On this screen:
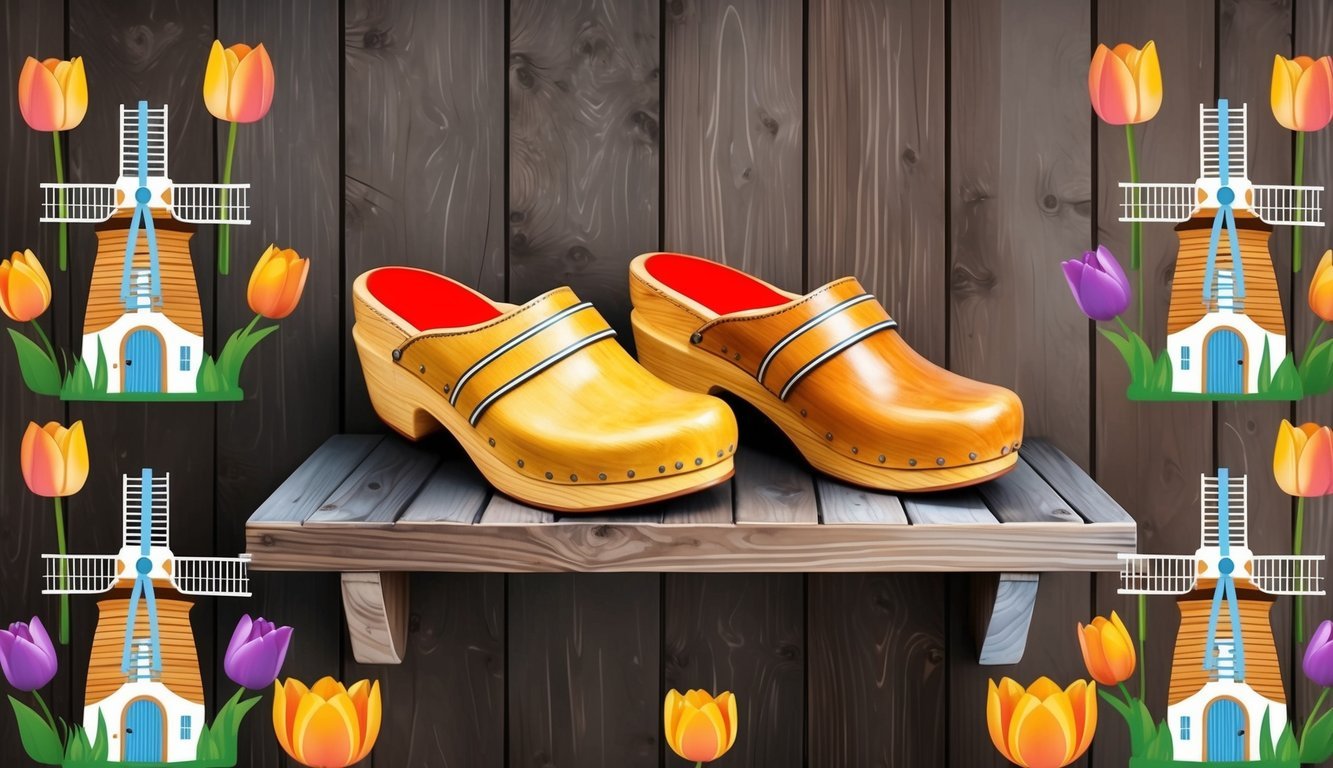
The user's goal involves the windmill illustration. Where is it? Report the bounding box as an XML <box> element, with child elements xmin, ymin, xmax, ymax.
<box><xmin>41</xmin><ymin>469</ymin><xmax>251</xmax><ymax>763</ymax></box>
<box><xmin>1121</xmin><ymin>99</ymin><xmax>1324</xmax><ymax>396</ymax></box>
<box><xmin>1118</xmin><ymin>469</ymin><xmax>1324</xmax><ymax>761</ymax></box>
<box><xmin>39</xmin><ymin>100</ymin><xmax>249</xmax><ymax>395</ymax></box>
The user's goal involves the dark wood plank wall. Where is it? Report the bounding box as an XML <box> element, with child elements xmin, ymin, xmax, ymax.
<box><xmin>0</xmin><ymin>1</ymin><xmax>1330</xmax><ymax>766</ymax></box>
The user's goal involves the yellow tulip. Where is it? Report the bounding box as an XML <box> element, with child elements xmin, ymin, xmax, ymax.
<box><xmin>248</xmin><ymin>244</ymin><xmax>310</xmax><ymax>320</ymax></box>
<box><xmin>1310</xmin><ymin>251</ymin><xmax>1333</xmax><ymax>322</ymax></box>
<box><xmin>0</xmin><ymin>250</ymin><xmax>52</xmax><ymax>322</ymax></box>
<box><xmin>17</xmin><ymin>56</ymin><xmax>88</xmax><ymax>132</ymax></box>
<box><xmin>664</xmin><ymin>689</ymin><xmax>738</xmax><ymax>763</ymax></box>
<box><xmin>1272</xmin><ymin>55</ymin><xmax>1333</xmax><ymax>132</ymax></box>
<box><xmin>1274</xmin><ymin>419</ymin><xmax>1333</xmax><ymax>498</ymax></box>
<box><xmin>1077</xmin><ymin>611</ymin><xmax>1136</xmax><ymax>686</ymax></box>
<box><xmin>987</xmin><ymin>677</ymin><xmax>1096</xmax><ymax>768</ymax></box>
<box><xmin>20</xmin><ymin>421</ymin><xmax>89</xmax><ymax>498</ymax></box>
<box><xmin>203</xmin><ymin>40</ymin><xmax>275</xmax><ymax>123</ymax></box>
<box><xmin>273</xmin><ymin>677</ymin><xmax>381</xmax><ymax>768</ymax></box>
<box><xmin>1089</xmin><ymin>42</ymin><xmax>1163</xmax><ymax>125</ymax></box>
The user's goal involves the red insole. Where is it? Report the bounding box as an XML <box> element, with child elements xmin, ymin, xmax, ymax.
<box><xmin>366</xmin><ymin>268</ymin><xmax>502</xmax><ymax>330</ymax></box>
<box><xmin>643</xmin><ymin>253</ymin><xmax>789</xmax><ymax>315</ymax></box>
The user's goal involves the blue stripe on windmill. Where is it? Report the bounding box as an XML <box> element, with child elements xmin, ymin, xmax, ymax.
<box><xmin>1117</xmin><ymin>469</ymin><xmax>1325</xmax><ymax>761</ymax></box>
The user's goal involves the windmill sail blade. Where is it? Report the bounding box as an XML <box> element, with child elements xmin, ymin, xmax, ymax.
<box><xmin>169</xmin><ymin>183</ymin><xmax>251</xmax><ymax>224</ymax></box>
<box><xmin>40</xmin><ymin>183</ymin><xmax>119</xmax><ymax>222</ymax></box>
<box><xmin>1200</xmin><ymin>103</ymin><xmax>1247</xmax><ymax>182</ymax></box>
<box><xmin>41</xmin><ymin>554</ymin><xmax>118</xmax><ymax>594</ymax></box>
<box><xmin>1250</xmin><ymin>555</ymin><xmax>1325</xmax><ymax>595</ymax></box>
<box><xmin>1118</xmin><ymin>554</ymin><xmax>1198</xmax><ymax>594</ymax></box>
<box><xmin>1251</xmin><ymin>184</ymin><xmax>1325</xmax><ymax>226</ymax></box>
<box><xmin>171</xmin><ymin>555</ymin><xmax>251</xmax><ymax>596</ymax></box>
<box><xmin>1120</xmin><ymin>183</ymin><xmax>1197</xmax><ymax>222</ymax></box>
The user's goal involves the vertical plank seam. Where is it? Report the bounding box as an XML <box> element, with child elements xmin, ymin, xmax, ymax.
<box><xmin>1288</xmin><ymin>0</ymin><xmax>1300</xmax><ymax>716</ymax></box>
<box><xmin>1087</xmin><ymin>2</ymin><xmax>1099</xmax><ymax>762</ymax></box>
<box><xmin>62</xmin><ymin>0</ymin><xmax>75</xmax><ymax>725</ymax></box>
<box><xmin>503</xmin><ymin>0</ymin><xmax>512</xmax><ymax>304</ymax></box>
<box><xmin>942</xmin><ymin>0</ymin><xmax>954</xmax><ymax>762</ymax></box>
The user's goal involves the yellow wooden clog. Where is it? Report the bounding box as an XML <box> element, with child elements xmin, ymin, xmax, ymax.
<box><xmin>629</xmin><ymin>253</ymin><xmax>1024</xmax><ymax>492</ymax></box>
<box><xmin>352</xmin><ymin>267</ymin><xmax>737</xmax><ymax>512</ymax></box>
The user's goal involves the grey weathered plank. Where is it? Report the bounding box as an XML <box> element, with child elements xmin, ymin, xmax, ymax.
<box><xmin>659</xmin><ymin>481</ymin><xmax>734</xmax><ymax>524</ymax></box>
<box><xmin>975</xmin><ymin>458</ymin><xmax>1084</xmax><ymax>524</ymax></box>
<box><xmin>306</xmin><ymin>438</ymin><xmax>438</xmax><ymax>524</ymax></box>
<box><xmin>508</xmin><ymin>0</ymin><xmax>659</xmax><ymax>338</ymax></box>
<box><xmin>734</xmin><ymin>447</ymin><xmax>818</xmax><ymax>524</ymax></box>
<box><xmin>972</xmin><ymin>573</ymin><xmax>1040</xmax><ymax>665</ymax></box>
<box><xmin>663</xmin><ymin>0</ymin><xmax>803</xmax><ymax>287</ymax></box>
<box><xmin>478</xmin><ymin>494</ymin><xmax>557</xmax><ymax>524</ymax></box>
<box><xmin>903</xmin><ymin>490</ymin><xmax>998</xmax><ymax>525</ymax></box>
<box><xmin>249</xmin><ymin>435</ymin><xmax>383</xmax><ymax>523</ymax></box>
<box><xmin>817</xmin><ymin>478</ymin><xmax>909</xmax><ymax>524</ymax></box>
<box><xmin>396</xmin><ymin>460</ymin><xmax>492</xmax><ymax>524</ymax></box>
<box><xmin>1021</xmin><ymin>439</ymin><xmax>1133</xmax><ymax>524</ymax></box>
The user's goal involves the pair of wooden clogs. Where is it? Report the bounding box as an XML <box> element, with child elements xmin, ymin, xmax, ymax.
<box><xmin>352</xmin><ymin>253</ymin><xmax>1024</xmax><ymax>512</ymax></box>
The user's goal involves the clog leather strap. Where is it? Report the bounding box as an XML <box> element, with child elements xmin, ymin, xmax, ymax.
<box><xmin>391</xmin><ymin>288</ymin><xmax>616</xmax><ymax>426</ymax></box>
<box><xmin>690</xmin><ymin>278</ymin><xmax>897</xmax><ymax>400</ymax></box>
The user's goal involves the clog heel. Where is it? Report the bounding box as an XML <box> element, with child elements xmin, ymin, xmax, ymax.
<box><xmin>353</xmin><ymin>266</ymin><xmax>737</xmax><ymax>512</ymax></box>
<box><xmin>629</xmin><ymin>253</ymin><xmax>1023</xmax><ymax>492</ymax></box>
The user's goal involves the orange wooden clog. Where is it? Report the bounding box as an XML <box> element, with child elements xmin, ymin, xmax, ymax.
<box><xmin>629</xmin><ymin>253</ymin><xmax>1024</xmax><ymax>491</ymax></box>
<box><xmin>352</xmin><ymin>267</ymin><xmax>737</xmax><ymax>512</ymax></box>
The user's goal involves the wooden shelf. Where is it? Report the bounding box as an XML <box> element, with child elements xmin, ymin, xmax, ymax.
<box><xmin>246</xmin><ymin>434</ymin><xmax>1136</xmax><ymax>665</ymax></box>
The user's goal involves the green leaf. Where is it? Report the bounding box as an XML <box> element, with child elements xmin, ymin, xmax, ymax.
<box><xmin>1272</xmin><ymin>355</ymin><xmax>1305</xmax><ymax>399</ymax></box>
<box><xmin>1302</xmin><ymin>339</ymin><xmax>1333</xmax><ymax>396</ymax></box>
<box><xmin>1145</xmin><ymin>718</ymin><xmax>1174</xmax><ymax>759</ymax></box>
<box><xmin>196</xmin><ymin>354</ymin><xmax>224</xmax><ymax>394</ymax></box>
<box><xmin>9</xmin><ymin>696</ymin><xmax>63</xmax><ymax>765</ymax></box>
<box><xmin>1129</xmin><ymin>331</ymin><xmax>1155</xmax><ymax>386</ymax></box>
<box><xmin>1150</xmin><ymin>350</ymin><xmax>1173</xmax><ymax>393</ymax></box>
<box><xmin>218</xmin><ymin>324</ymin><xmax>279</xmax><ymax>389</ymax></box>
<box><xmin>9</xmin><ymin>329</ymin><xmax>61</xmax><ymax>395</ymax></box>
<box><xmin>1262</xmin><ymin>707</ymin><xmax>1276</xmax><ymax>761</ymax></box>
<box><xmin>1278</xmin><ymin>720</ymin><xmax>1301</xmax><ymax>760</ymax></box>
<box><xmin>61</xmin><ymin>356</ymin><xmax>92</xmax><ymax>397</ymax></box>
<box><xmin>92</xmin><ymin>338</ymin><xmax>108</xmax><ymax>393</ymax></box>
<box><xmin>1301</xmin><ymin>706</ymin><xmax>1333</xmax><ymax>762</ymax></box>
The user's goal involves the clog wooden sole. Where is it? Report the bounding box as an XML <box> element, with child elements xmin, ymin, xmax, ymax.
<box><xmin>353</xmin><ymin>267</ymin><xmax>737</xmax><ymax>512</ymax></box>
<box><xmin>629</xmin><ymin>253</ymin><xmax>1023</xmax><ymax>492</ymax></box>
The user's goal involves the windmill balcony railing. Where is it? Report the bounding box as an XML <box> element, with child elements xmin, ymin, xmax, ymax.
<box><xmin>171</xmin><ymin>555</ymin><xmax>252</xmax><ymax>596</ymax></box>
<box><xmin>1118</xmin><ymin>554</ymin><xmax>1198</xmax><ymax>594</ymax></box>
<box><xmin>41</xmin><ymin>554</ymin><xmax>119</xmax><ymax>594</ymax></box>
<box><xmin>170</xmin><ymin>184</ymin><xmax>251</xmax><ymax>225</ymax></box>
<box><xmin>1249</xmin><ymin>555</ymin><xmax>1325</xmax><ymax>595</ymax></box>
<box><xmin>1120</xmin><ymin>183</ymin><xmax>1197</xmax><ymax>223</ymax></box>
<box><xmin>40</xmin><ymin>183</ymin><xmax>118</xmax><ymax>223</ymax></box>
<box><xmin>1251</xmin><ymin>185</ymin><xmax>1325</xmax><ymax>226</ymax></box>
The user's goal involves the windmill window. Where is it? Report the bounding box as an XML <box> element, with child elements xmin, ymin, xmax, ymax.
<box><xmin>180</xmin><ymin>714</ymin><xmax>192</xmax><ymax>740</ymax></box>
<box><xmin>1180</xmin><ymin>715</ymin><xmax>1191</xmax><ymax>740</ymax></box>
<box><xmin>179</xmin><ymin>346</ymin><xmax>191</xmax><ymax>371</ymax></box>
<box><xmin>1181</xmin><ymin>346</ymin><xmax>1191</xmax><ymax>371</ymax></box>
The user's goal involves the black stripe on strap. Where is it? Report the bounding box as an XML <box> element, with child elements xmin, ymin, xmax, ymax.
<box><xmin>449</xmin><ymin>301</ymin><xmax>594</xmax><ymax>406</ymax></box>
<box><xmin>467</xmin><ymin>328</ymin><xmax>617</xmax><ymax>426</ymax></box>
<box><xmin>776</xmin><ymin>320</ymin><xmax>898</xmax><ymax>401</ymax></box>
<box><xmin>756</xmin><ymin>294</ymin><xmax>875</xmax><ymax>384</ymax></box>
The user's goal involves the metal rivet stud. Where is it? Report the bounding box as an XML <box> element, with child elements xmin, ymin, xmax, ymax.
<box><xmin>694</xmin><ymin>457</ymin><xmax>703</xmax><ymax>466</ymax></box>
<box><xmin>800</xmin><ymin>409</ymin><xmax>808</xmax><ymax>418</ymax></box>
<box><xmin>675</xmin><ymin>461</ymin><xmax>684</xmax><ymax>470</ymax></box>
<box><xmin>908</xmin><ymin>458</ymin><xmax>918</xmax><ymax>467</ymax></box>
<box><xmin>690</xmin><ymin>332</ymin><xmax>703</xmax><ymax>345</ymax></box>
<box><xmin>721</xmin><ymin>346</ymin><xmax>728</xmax><ymax>353</ymax></box>
<box><xmin>443</xmin><ymin>384</ymin><xmax>451</xmax><ymax>393</ymax></box>
<box><xmin>733</xmin><ymin>353</ymin><xmax>741</xmax><ymax>361</ymax></box>
<box><xmin>729</xmin><ymin>444</ymin><xmax>735</xmax><ymax>452</ymax></box>
<box><xmin>851</xmin><ymin>447</ymin><xmax>859</xmax><ymax>454</ymax></box>
<box><xmin>598</xmin><ymin>473</ymin><xmax>607</xmax><ymax>481</ymax></box>
<box><xmin>570</xmin><ymin>473</ymin><xmax>578</xmax><ymax>482</ymax></box>
<box><xmin>936</xmin><ymin>457</ymin><xmax>946</xmax><ymax>466</ymax></box>
<box><xmin>659</xmin><ymin>465</ymin><xmax>667</xmax><ymax>473</ymax></box>
<box><xmin>545</xmin><ymin>471</ymin><xmax>554</xmax><ymax>479</ymax></box>
<box><xmin>488</xmin><ymin>438</ymin><xmax>496</xmax><ymax>447</ymax></box>
<box><xmin>627</xmin><ymin>470</ymin><xmax>636</xmax><ymax>478</ymax></box>
<box><xmin>969</xmin><ymin>452</ymin><xmax>978</xmax><ymax>461</ymax></box>
<box><xmin>1001</xmin><ymin>445</ymin><xmax>1010</xmax><ymax>455</ymax></box>
<box><xmin>391</xmin><ymin>349</ymin><xmax>402</xmax><ymax>361</ymax></box>
<box><xmin>419</xmin><ymin>364</ymin><xmax>426</xmax><ymax>374</ymax></box>
<box><xmin>825</xmin><ymin>432</ymin><xmax>833</xmax><ymax>441</ymax></box>
<box><xmin>716</xmin><ymin>450</ymin><xmax>724</xmax><ymax>458</ymax></box>
<box><xmin>517</xmin><ymin>459</ymin><xmax>525</xmax><ymax>468</ymax></box>
<box><xmin>878</xmin><ymin>454</ymin><xmax>886</xmax><ymax>464</ymax></box>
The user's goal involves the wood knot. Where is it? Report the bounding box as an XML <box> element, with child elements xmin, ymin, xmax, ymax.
<box><xmin>631</xmin><ymin>109</ymin><xmax>659</xmax><ymax>143</ymax></box>
<box><xmin>511</xmin><ymin>232</ymin><xmax>528</xmax><ymax>249</ymax></box>
<box><xmin>901</xmin><ymin>146</ymin><xmax>918</xmax><ymax>165</ymax></box>
<box><xmin>367</xmin><ymin>481</ymin><xmax>382</xmax><ymax>491</ymax></box>
<box><xmin>261</xmin><ymin>534</ymin><xmax>275</xmax><ymax>546</ymax></box>
<box><xmin>961</xmin><ymin>182</ymin><xmax>990</xmax><ymax>204</ymax></box>
<box><xmin>951</xmin><ymin>262</ymin><xmax>998</xmax><ymax>295</ymax></box>
<box><xmin>668</xmin><ymin>0</ymin><xmax>687</xmax><ymax>17</ymax></box>
<box><xmin>776</xmin><ymin>642</ymin><xmax>800</xmax><ymax>661</ymax></box>
<box><xmin>1040</xmin><ymin>193</ymin><xmax>1060</xmax><ymax>213</ymax></box>
<box><xmin>511</xmin><ymin>54</ymin><xmax>536</xmax><ymax>88</ymax></box>
<box><xmin>565</xmin><ymin>245</ymin><xmax>594</xmax><ymax>269</ymax></box>
<box><xmin>759</xmin><ymin>112</ymin><xmax>779</xmax><ymax>137</ymax></box>
<box><xmin>362</xmin><ymin>28</ymin><xmax>391</xmax><ymax>49</ymax></box>
<box><xmin>509</xmin><ymin>210</ymin><xmax>525</xmax><ymax>223</ymax></box>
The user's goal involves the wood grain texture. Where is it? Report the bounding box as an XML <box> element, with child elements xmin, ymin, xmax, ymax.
<box><xmin>972</xmin><ymin>573</ymin><xmax>1039</xmax><ymax>666</ymax></box>
<box><xmin>307</xmin><ymin>438</ymin><xmax>440</xmax><ymax>524</ymax></box>
<box><xmin>808</xmin><ymin>574</ymin><xmax>946</xmax><ymax>765</ymax></box>
<box><xmin>509</xmin><ymin>0</ymin><xmax>659</xmax><ymax>338</ymax></box>
<box><xmin>817</xmin><ymin>479</ymin><xmax>909</xmax><ymax>524</ymax></box>
<box><xmin>341</xmin><ymin>571</ymin><xmax>409</xmax><ymax>664</ymax></box>
<box><xmin>733</xmin><ymin>447</ymin><xmax>817</xmax><ymax>524</ymax></box>
<box><xmin>508</xmin><ymin>573</ymin><xmax>660</xmax><ymax>768</ymax></box>
<box><xmin>344</xmin><ymin>0</ymin><xmax>506</xmax><ymax>431</ymax></box>
<box><xmin>663</xmin><ymin>0</ymin><xmax>803</xmax><ymax>287</ymax></box>
<box><xmin>808</xmin><ymin>0</ymin><xmax>946</xmax><ymax>360</ymax></box>
<box><xmin>664</xmin><ymin>573</ymin><xmax>804</xmax><ymax>768</ymax></box>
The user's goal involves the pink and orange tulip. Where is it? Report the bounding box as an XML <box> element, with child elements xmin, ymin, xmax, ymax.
<box><xmin>987</xmin><ymin>677</ymin><xmax>1097</xmax><ymax>768</ymax></box>
<box><xmin>1274</xmin><ymin>419</ymin><xmax>1333</xmax><ymax>498</ymax></box>
<box><xmin>204</xmin><ymin>40</ymin><xmax>275</xmax><ymax>123</ymax></box>
<box><xmin>1311</xmin><ymin>251</ymin><xmax>1333</xmax><ymax>322</ymax></box>
<box><xmin>1077</xmin><ymin>611</ymin><xmax>1136</xmax><ymax>687</ymax></box>
<box><xmin>17</xmin><ymin>56</ymin><xmax>87</xmax><ymax>133</ymax></box>
<box><xmin>273</xmin><ymin>677</ymin><xmax>381</xmax><ymax>768</ymax></box>
<box><xmin>1271</xmin><ymin>54</ymin><xmax>1333</xmax><ymax>132</ymax></box>
<box><xmin>1089</xmin><ymin>42</ymin><xmax>1163</xmax><ymax>125</ymax></box>
<box><xmin>0</xmin><ymin>250</ymin><xmax>52</xmax><ymax>323</ymax></box>
<box><xmin>248</xmin><ymin>245</ymin><xmax>309</xmax><ymax>320</ymax></box>
<box><xmin>20</xmin><ymin>421</ymin><xmax>88</xmax><ymax>499</ymax></box>
<box><xmin>664</xmin><ymin>689</ymin><xmax>738</xmax><ymax>763</ymax></box>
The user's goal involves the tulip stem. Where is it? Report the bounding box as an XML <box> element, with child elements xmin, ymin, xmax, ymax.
<box><xmin>1305</xmin><ymin>688</ymin><xmax>1330</xmax><ymax>744</ymax></box>
<box><xmin>52</xmin><ymin>131</ymin><xmax>68</xmax><ymax>272</ymax></box>
<box><xmin>1295</xmin><ymin>131</ymin><xmax>1306</xmax><ymax>274</ymax></box>
<box><xmin>219</xmin><ymin>120</ymin><xmax>238</xmax><ymax>276</ymax></box>
<box><xmin>1125</xmin><ymin>123</ymin><xmax>1144</xmax><ymax>334</ymax></box>
<box><xmin>1303</xmin><ymin>321</ymin><xmax>1327</xmax><ymax>366</ymax></box>
<box><xmin>1138</xmin><ymin>593</ymin><xmax>1147</xmax><ymax>698</ymax></box>
<box><xmin>1297</xmin><ymin>496</ymin><xmax>1307</xmax><ymax>644</ymax></box>
<box><xmin>32</xmin><ymin>691</ymin><xmax>57</xmax><ymax>738</ymax></box>
<box><xmin>53</xmin><ymin>496</ymin><xmax>68</xmax><ymax>645</ymax></box>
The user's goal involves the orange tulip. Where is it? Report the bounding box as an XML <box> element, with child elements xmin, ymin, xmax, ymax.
<box><xmin>17</xmin><ymin>56</ymin><xmax>87</xmax><ymax>132</ymax></box>
<box><xmin>1272</xmin><ymin>55</ymin><xmax>1333</xmax><ymax>132</ymax></box>
<box><xmin>1274</xmin><ymin>419</ymin><xmax>1333</xmax><ymax>498</ymax></box>
<box><xmin>0</xmin><ymin>250</ymin><xmax>52</xmax><ymax>322</ymax></box>
<box><xmin>987</xmin><ymin>677</ymin><xmax>1097</xmax><ymax>768</ymax></box>
<box><xmin>1089</xmin><ymin>42</ymin><xmax>1163</xmax><ymax>125</ymax></box>
<box><xmin>1310</xmin><ymin>251</ymin><xmax>1333</xmax><ymax>322</ymax></box>
<box><xmin>273</xmin><ymin>677</ymin><xmax>381</xmax><ymax>768</ymax></box>
<box><xmin>248</xmin><ymin>244</ymin><xmax>309</xmax><ymax>320</ymax></box>
<box><xmin>1077</xmin><ymin>611</ymin><xmax>1136</xmax><ymax>686</ymax></box>
<box><xmin>664</xmin><ymin>689</ymin><xmax>738</xmax><ymax>763</ymax></box>
<box><xmin>204</xmin><ymin>40</ymin><xmax>275</xmax><ymax>123</ymax></box>
<box><xmin>21</xmin><ymin>421</ymin><xmax>89</xmax><ymax>498</ymax></box>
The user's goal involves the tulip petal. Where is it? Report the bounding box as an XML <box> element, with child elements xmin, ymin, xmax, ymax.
<box><xmin>1011</xmin><ymin>692</ymin><xmax>1077</xmax><ymax>768</ymax></box>
<box><xmin>665</xmin><ymin>689</ymin><xmax>685</xmax><ymax>746</ymax></box>
<box><xmin>294</xmin><ymin>694</ymin><xmax>357</xmax><ymax>768</ymax></box>
<box><xmin>204</xmin><ymin>41</ymin><xmax>233</xmax><ymax>121</ymax></box>
<box><xmin>1134</xmin><ymin>42</ymin><xmax>1163</xmax><ymax>122</ymax></box>
<box><xmin>1096</xmin><ymin>46</ymin><xmax>1138</xmax><ymax>125</ymax></box>
<box><xmin>312</xmin><ymin>675</ymin><xmax>346</xmax><ymax>700</ymax></box>
<box><xmin>61</xmin><ymin>57</ymin><xmax>87</xmax><ymax>131</ymax></box>
<box><xmin>1297</xmin><ymin>427</ymin><xmax>1333</xmax><ymax>496</ymax></box>
<box><xmin>716</xmin><ymin>691</ymin><xmax>738</xmax><ymax>752</ymax></box>
<box><xmin>21</xmin><ymin>422</ymin><xmax>64</xmax><ymax>498</ymax></box>
<box><xmin>1027</xmin><ymin>676</ymin><xmax>1064</xmax><ymax>701</ymax></box>
<box><xmin>18</xmin><ymin>57</ymin><xmax>64</xmax><ymax>132</ymax></box>
<box><xmin>226</xmin><ymin>615</ymin><xmax>254</xmax><ymax>662</ymax></box>
<box><xmin>61</xmin><ymin>421</ymin><xmax>88</xmax><ymax>497</ymax></box>
<box><xmin>987</xmin><ymin>679</ymin><xmax>1017</xmax><ymax>763</ymax></box>
<box><xmin>1296</xmin><ymin>56</ymin><xmax>1333</xmax><ymax>132</ymax></box>
<box><xmin>353</xmin><ymin>681</ymin><xmax>382</xmax><ymax>762</ymax></box>
<box><xmin>229</xmin><ymin>43</ymin><xmax>275</xmax><ymax>124</ymax></box>
<box><xmin>1075</xmin><ymin>261</ymin><xmax>1131</xmax><ymax>321</ymax></box>
<box><xmin>5</xmin><ymin>258</ymin><xmax>52</xmax><ymax>321</ymax></box>
<box><xmin>675</xmin><ymin>702</ymin><xmax>726</xmax><ymax>762</ymax></box>
<box><xmin>273</xmin><ymin>678</ymin><xmax>307</xmax><ymax>760</ymax></box>
<box><xmin>1275</xmin><ymin>420</ymin><xmax>1304</xmax><ymax>497</ymax></box>
<box><xmin>1088</xmin><ymin>45</ymin><xmax>1110</xmax><ymax>120</ymax></box>
<box><xmin>1067</xmin><ymin>680</ymin><xmax>1098</xmax><ymax>760</ymax></box>
<box><xmin>1078</xmin><ymin>623</ymin><xmax>1115</xmax><ymax>685</ymax></box>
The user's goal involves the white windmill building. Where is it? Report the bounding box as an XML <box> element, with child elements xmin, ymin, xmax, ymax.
<box><xmin>1120</xmin><ymin>100</ymin><xmax>1324</xmax><ymax>395</ymax></box>
<box><xmin>42</xmin><ymin>469</ymin><xmax>251</xmax><ymax>762</ymax></box>
<box><xmin>1118</xmin><ymin>469</ymin><xmax>1323</xmax><ymax>760</ymax></box>
<box><xmin>39</xmin><ymin>100</ymin><xmax>250</xmax><ymax>394</ymax></box>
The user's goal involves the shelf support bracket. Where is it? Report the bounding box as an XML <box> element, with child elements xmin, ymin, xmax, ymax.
<box><xmin>340</xmin><ymin>572</ymin><xmax>410</xmax><ymax>664</ymax></box>
<box><xmin>972</xmin><ymin>572</ymin><xmax>1040</xmax><ymax>665</ymax></box>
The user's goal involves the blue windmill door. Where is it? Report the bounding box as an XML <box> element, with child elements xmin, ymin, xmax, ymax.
<box><xmin>1206</xmin><ymin>328</ymin><xmax>1245</xmax><ymax>394</ymax></box>
<box><xmin>1206</xmin><ymin>698</ymin><xmax>1246</xmax><ymax>760</ymax></box>
<box><xmin>123</xmin><ymin>328</ymin><xmax>163</xmax><ymax>392</ymax></box>
<box><xmin>123</xmin><ymin>699</ymin><xmax>164</xmax><ymax>761</ymax></box>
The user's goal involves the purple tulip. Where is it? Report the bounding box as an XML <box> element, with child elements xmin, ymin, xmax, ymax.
<box><xmin>224</xmin><ymin>614</ymin><xmax>293</xmax><ymax>690</ymax></box>
<box><xmin>0</xmin><ymin>617</ymin><xmax>58</xmax><ymax>692</ymax></box>
<box><xmin>1306</xmin><ymin>619</ymin><xmax>1333</xmax><ymax>686</ymax></box>
<box><xmin>1062</xmin><ymin>245</ymin><xmax>1132</xmax><ymax>322</ymax></box>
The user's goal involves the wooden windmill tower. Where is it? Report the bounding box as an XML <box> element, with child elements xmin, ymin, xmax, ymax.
<box><xmin>41</xmin><ymin>469</ymin><xmax>251</xmax><ymax>763</ymax></box>
<box><xmin>1119</xmin><ymin>469</ymin><xmax>1324</xmax><ymax>761</ymax></box>
<box><xmin>1120</xmin><ymin>100</ymin><xmax>1323</xmax><ymax>395</ymax></box>
<box><xmin>39</xmin><ymin>100</ymin><xmax>250</xmax><ymax>395</ymax></box>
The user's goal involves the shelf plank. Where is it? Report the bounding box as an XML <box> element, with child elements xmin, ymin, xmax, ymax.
<box><xmin>817</xmin><ymin>478</ymin><xmax>908</xmax><ymax>524</ymax></box>
<box><xmin>307</xmin><ymin>438</ymin><xmax>440</xmax><ymax>524</ymax></box>
<box><xmin>250</xmin><ymin>435</ymin><xmax>383</xmax><ymax>523</ymax></box>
